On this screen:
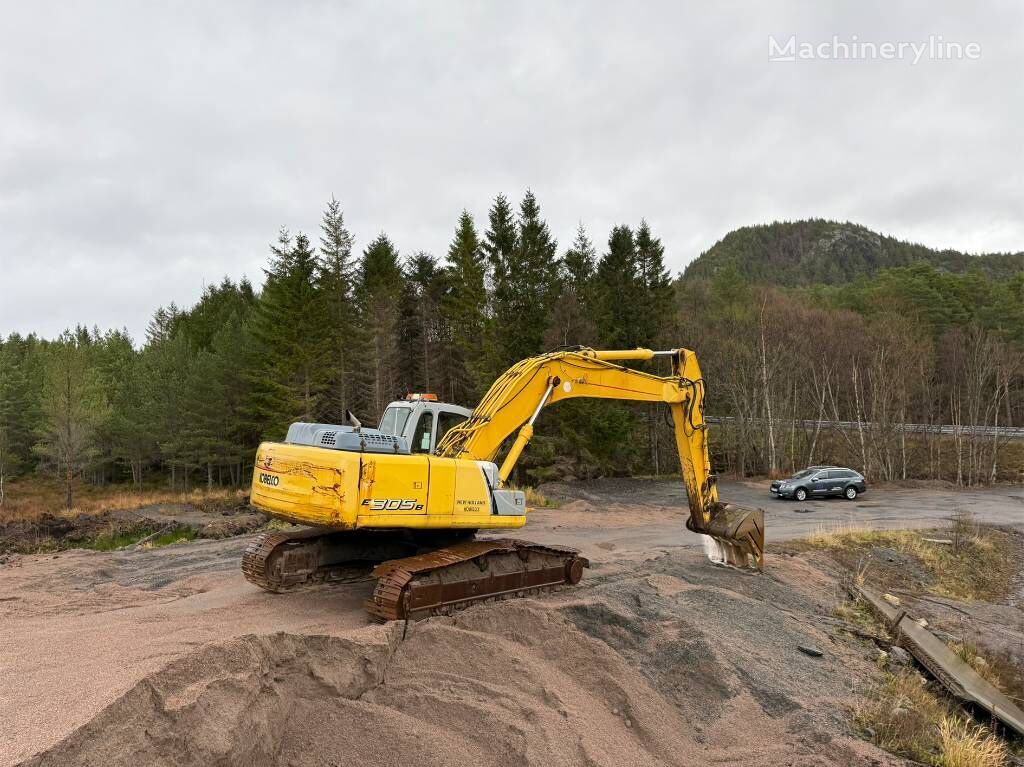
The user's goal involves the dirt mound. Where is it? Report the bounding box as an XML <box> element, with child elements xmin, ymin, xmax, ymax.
<box><xmin>0</xmin><ymin>512</ymin><xmax>154</xmax><ymax>554</ymax></box>
<box><xmin>22</xmin><ymin>566</ymin><xmax>897</xmax><ymax>767</ymax></box>
<box><xmin>0</xmin><ymin>507</ymin><xmax>265</xmax><ymax>554</ymax></box>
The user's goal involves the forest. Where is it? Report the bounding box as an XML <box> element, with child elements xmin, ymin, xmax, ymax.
<box><xmin>1</xmin><ymin>195</ymin><xmax>1022</xmax><ymax>508</ymax></box>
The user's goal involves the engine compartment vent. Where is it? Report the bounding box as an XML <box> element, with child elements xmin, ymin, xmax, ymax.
<box><xmin>285</xmin><ymin>422</ymin><xmax>411</xmax><ymax>455</ymax></box>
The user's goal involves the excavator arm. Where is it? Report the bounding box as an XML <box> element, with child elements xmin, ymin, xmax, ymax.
<box><xmin>436</xmin><ymin>347</ymin><xmax>765</xmax><ymax>570</ymax></box>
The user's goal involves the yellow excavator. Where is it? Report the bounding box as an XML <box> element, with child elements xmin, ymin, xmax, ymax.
<box><xmin>245</xmin><ymin>347</ymin><xmax>765</xmax><ymax>620</ymax></box>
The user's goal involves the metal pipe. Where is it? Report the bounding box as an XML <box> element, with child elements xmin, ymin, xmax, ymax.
<box><xmin>528</xmin><ymin>381</ymin><xmax>556</xmax><ymax>425</ymax></box>
<box><xmin>498</xmin><ymin>381</ymin><xmax>556</xmax><ymax>485</ymax></box>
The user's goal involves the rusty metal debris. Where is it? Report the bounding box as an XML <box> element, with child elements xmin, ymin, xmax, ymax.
<box><xmin>366</xmin><ymin>538</ymin><xmax>589</xmax><ymax>621</ymax></box>
<box><xmin>851</xmin><ymin>582</ymin><xmax>1024</xmax><ymax>738</ymax></box>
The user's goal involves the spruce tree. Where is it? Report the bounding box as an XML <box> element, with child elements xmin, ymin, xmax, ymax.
<box><xmin>546</xmin><ymin>223</ymin><xmax>599</xmax><ymax>348</ymax></box>
<box><xmin>250</xmin><ymin>230</ymin><xmax>326</xmax><ymax>437</ymax></box>
<box><xmin>595</xmin><ymin>225</ymin><xmax>644</xmax><ymax>348</ymax></box>
<box><xmin>143</xmin><ymin>329</ymin><xmax>196</xmax><ymax>489</ymax></box>
<box><xmin>443</xmin><ymin>210</ymin><xmax>490</xmax><ymax>402</ymax></box>
<box><xmin>490</xmin><ymin>191</ymin><xmax>560</xmax><ymax>367</ymax></box>
<box><xmin>95</xmin><ymin>329</ymin><xmax>151</xmax><ymax>487</ymax></box>
<box><xmin>398</xmin><ymin>252</ymin><xmax>445</xmax><ymax>397</ymax></box>
<box><xmin>0</xmin><ymin>338</ymin><xmax>36</xmax><ymax>505</ymax></box>
<box><xmin>634</xmin><ymin>220</ymin><xmax>673</xmax><ymax>343</ymax></box>
<box><xmin>482</xmin><ymin>194</ymin><xmax>517</xmax><ymax>285</ymax></box>
<box><xmin>316</xmin><ymin>197</ymin><xmax>359</xmax><ymax>421</ymax></box>
<box><xmin>357</xmin><ymin>233</ymin><xmax>406</xmax><ymax>418</ymax></box>
<box><xmin>633</xmin><ymin>220</ymin><xmax>674</xmax><ymax>474</ymax></box>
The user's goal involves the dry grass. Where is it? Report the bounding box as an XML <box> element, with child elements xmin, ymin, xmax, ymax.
<box><xmin>949</xmin><ymin>640</ymin><xmax>1005</xmax><ymax>691</ymax></box>
<box><xmin>855</xmin><ymin>669</ymin><xmax>951</xmax><ymax>763</ymax></box>
<box><xmin>515</xmin><ymin>485</ymin><xmax>561</xmax><ymax>509</ymax></box>
<box><xmin>0</xmin><ymin>477</ymin><xmax>247</xmax><ymax>522</ymax></box>
<box><xmin>803</xmin><ymin>517</ymin><xmax>1015</xmax><ymax>602</ymax></box>
<box><xmin>855</xmin><ymin>670</ymin><xmax>1011</xmax><ymax>766</ymax></box>
<box><xmin>938</xmin><ymin>716</ymin><xmax>1008</xmax><ymax>767</ymax></box>
<box><xmin>832</xmin><ymin>593</ymin><xmax>878</xmax><ymax>630</ymax></box>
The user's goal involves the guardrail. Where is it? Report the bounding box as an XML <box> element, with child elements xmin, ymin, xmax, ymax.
<box><xmin>704</xmin><ymin>416</ymin><xmax>1024</xmax><ymax>441</ymax></box>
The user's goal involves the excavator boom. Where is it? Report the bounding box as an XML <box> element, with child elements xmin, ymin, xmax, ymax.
<box><xmin>437</xmin><ymin>347</ymin><xmax>764</xmax><ymax>570</ymax></box>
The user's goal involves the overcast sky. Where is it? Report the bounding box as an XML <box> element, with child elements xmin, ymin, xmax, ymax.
<box><xmin>1</xmin><ymin>2</ymin><xmax>1020</xmax><ymax>341</ymax></box>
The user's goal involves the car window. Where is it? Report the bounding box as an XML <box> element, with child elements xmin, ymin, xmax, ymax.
<box><xmin>436</xmin><ymin>411</ymin><xmax>468</xmax><ymax>443</ymax></box>
<box><xmin>792</xmin><ymin>469</ymin><xmax>814</xmax><ymax>479</ymax></box>
<box><xmin>825</xmin><ymin>470</ymin><xmax>841</xmax><ymax>479</ymax></box>
<box><xmin>411</xmin><ymin>411</ymin><xmax>434</xmax><ymax>453</ymax></box>
<box><xmin>378</xmin><ymin>406</ymin><xmax>411</xmax><ymax>437</ymax></box>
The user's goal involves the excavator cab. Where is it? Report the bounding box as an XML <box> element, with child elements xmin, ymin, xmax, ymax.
<box><xmin>377</xmin><ymin>395</ymin><xmax>473</xmax><ymax>454</ymax></box>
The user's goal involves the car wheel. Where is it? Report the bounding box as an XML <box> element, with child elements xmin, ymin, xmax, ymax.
<box><xmin>844</xmin><ymin>486</ymin><xmax>857</xmax><ymax>500</ymax></box>
<box><xmin>794</xmin><ymin>487</ymin><xmax>808</xmax><ymax>502</ymax></box>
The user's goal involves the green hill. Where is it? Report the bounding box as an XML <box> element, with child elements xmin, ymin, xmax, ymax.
<box><xmin>683</xmin><ymin>220</ymin><xmax>1023</xmax><ymax>285</ymax></box>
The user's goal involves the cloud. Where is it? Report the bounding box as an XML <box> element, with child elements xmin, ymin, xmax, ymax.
<box><xmin>0</xmin><ymin>1</ymin><xmax>1020</xmax><ymax>340</ymax></box>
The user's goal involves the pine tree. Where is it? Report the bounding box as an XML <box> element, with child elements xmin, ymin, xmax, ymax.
<box><xmin>316</xmin><ymin>197</ymin><xmax>359</xmax><ymax>422</ymax></box>
<box><xmin>443</xmin><ymin>211</ymin><xmax>490</xmax><ymax>402</ymax></box>
<box><xmin>33</xmin><ymin>331</ymin><xmax>109</xmax><ymax>507</ymax></box>
<box><xmin>357</xmin><ymin>233</ymin><xmax>406</xmax><ymax>418</ymax></box>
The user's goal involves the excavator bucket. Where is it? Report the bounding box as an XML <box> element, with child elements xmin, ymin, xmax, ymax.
<box><xmin>686</xmin><ymin>503</ymin><xmax>765</xmax><ymax>571</ymax></box>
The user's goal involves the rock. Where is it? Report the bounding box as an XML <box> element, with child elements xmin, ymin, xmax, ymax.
<box><xmin>887</xmin><ymin>646</ymin><xmax>912</xmax><ymax>667</ymax></box>
<box><xmin>798</xmin><ymin>644</ymin><xmax>824</xmax><ymax>657</ymax></box>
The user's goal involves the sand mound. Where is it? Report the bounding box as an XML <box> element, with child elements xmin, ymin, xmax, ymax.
<box><xmin>22</xmin><ymin>553</ymin><xmax>897</xmax><ymax>767</ymax></box>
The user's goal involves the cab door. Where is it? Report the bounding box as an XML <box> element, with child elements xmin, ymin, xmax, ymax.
<box><xmin>408</xmin><ymin>409</ymin><xmax>435</xmax><ymax>454</ymax></box>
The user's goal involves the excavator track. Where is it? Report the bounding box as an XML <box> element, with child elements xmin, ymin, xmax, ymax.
<box><xmin>242</xmin><ymin>527</ymin><xmax>480</xmax><ymax>593</ymax></box>
<box><xmin>366</xmin><ymin>538</ymin><xmax>589</xmax><ymax>622</ymax></box>
<box><xmin>242</xmin><ymin>528</ymin><xmax>344</xmax><ymax>592</ymax></box>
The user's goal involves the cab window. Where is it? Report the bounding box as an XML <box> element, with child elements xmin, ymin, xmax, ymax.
<box><xmin>411</xmin><ymin>411</ymin><xmax>434</xmax><ymax>453</ymax></box>
<box><xmin>437</xmin><ymin>411</ymin><xmax>468</xmax><ymax>443</ymax></box>
<box><xmin>378</xmin><ymin>406</ymin><xmax>411</xmax><ymax>437</ymax></box>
